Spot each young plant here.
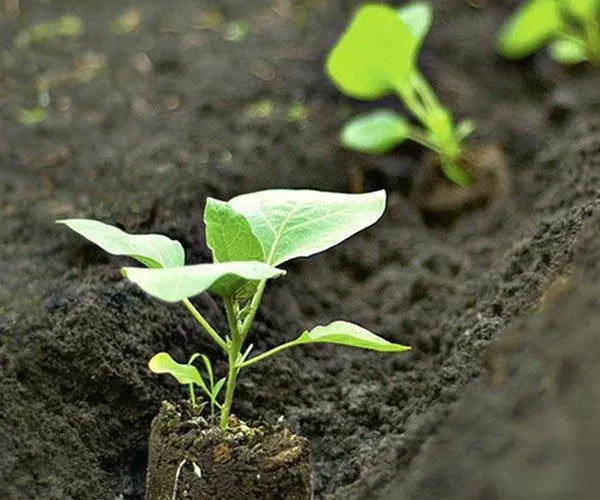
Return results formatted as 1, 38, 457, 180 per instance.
57, 189, 409, 431
497, 0, 600, 65
325, 2, 475, 186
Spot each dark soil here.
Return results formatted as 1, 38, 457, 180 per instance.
146, 401, 312, 500
1, 0, 600, 499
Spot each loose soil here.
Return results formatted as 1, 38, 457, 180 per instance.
1, 0, 600, 499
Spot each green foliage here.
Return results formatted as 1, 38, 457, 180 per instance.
17, 107, 47, 126
122, 262, 284, 301
341, 110, 410, 155
326, 4, 417, 99
497, 0, 600, 65
295, 321, 411, 352
58, 189, 409, 430
57, 219, 184, 268
227, 189, 386, 265
326, 2, 474, 186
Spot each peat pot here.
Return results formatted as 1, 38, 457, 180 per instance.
145, 401, 314, 500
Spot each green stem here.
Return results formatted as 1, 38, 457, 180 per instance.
237, 339, 300, 369
189, 384, 196, 406
411, 71, 443, 114
406, 126, 442, 153
220, 297, 242, 430
182, 298, 228, 353
240, 280, 267, 338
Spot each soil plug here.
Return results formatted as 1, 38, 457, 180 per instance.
497, 0, 600, 65
326, 2, 509, 218
57, 189, 410, 499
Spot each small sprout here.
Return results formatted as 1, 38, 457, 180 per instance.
223, 20, 249, 43
497, 0, 600, 65
58, 189, 409, 431
15, 15, 84, 47
326, 3, 475, 186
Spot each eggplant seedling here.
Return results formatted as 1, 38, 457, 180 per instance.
497, 0, 600, 65
58, 189, 409, 431
326, 2, 475, 186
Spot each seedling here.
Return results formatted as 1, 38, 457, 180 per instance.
497, 0, 600, 65
325, 2, 475, 186
58, 189, 409, 431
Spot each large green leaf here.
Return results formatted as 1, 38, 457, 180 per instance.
228, 189, 386, 265
149, 352, 205, 387
122, 262, 284, 302
497, 0, 562, 59
326, 4, 417, 99
397, 1, 432, 49
294, 321, 410, 352
57, 219, 184, 269
341, 109, 411, 155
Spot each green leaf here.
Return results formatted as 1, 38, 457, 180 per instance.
549, 39, 589, 64
456, 119, 476, 140
397, 1, 432, 48
204, 199, 265, 297
496, 0, 562, 59
212, 378, 226, 398
57, 219, 185, 269
17, 107, 47, 126
228, 189, 386, 265
566, 0, 599, 22
326, 4, 417, 100
295, 321, 410, 352
149, 352, 206, 388
341, 109, 411, 155
122, 262, 285, 302
204, 199, 264, 263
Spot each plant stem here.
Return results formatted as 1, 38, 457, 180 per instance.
189, 384, 196, 406
220, 297, 242, 430
237, 338, 300, 369
240, 280, 267, 340
182, 298, 228, 353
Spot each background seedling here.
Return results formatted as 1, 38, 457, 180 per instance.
326, 2, 476, 186
497, 0, 600, 65
58, 189, 409, 431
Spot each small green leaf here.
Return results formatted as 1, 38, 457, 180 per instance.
122, 262, 284, 302
326, 4, 417, 99
212, 378, 226, 398
200, 354, 215, 388
496, 0, 562, 59
456, 119, 476, 140
17, 107, 47, 126
228, 189, 386, 265
149, 352, 206, 387
341, 109, 411, 155
204, 199, 265, 297
549, 39, 589, 64
57, 219, 185, 269
295, 321, 410, 352
397, 1, 432, 48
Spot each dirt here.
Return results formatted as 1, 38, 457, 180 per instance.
146, 401, 312, 499
1, 0, 600, 499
